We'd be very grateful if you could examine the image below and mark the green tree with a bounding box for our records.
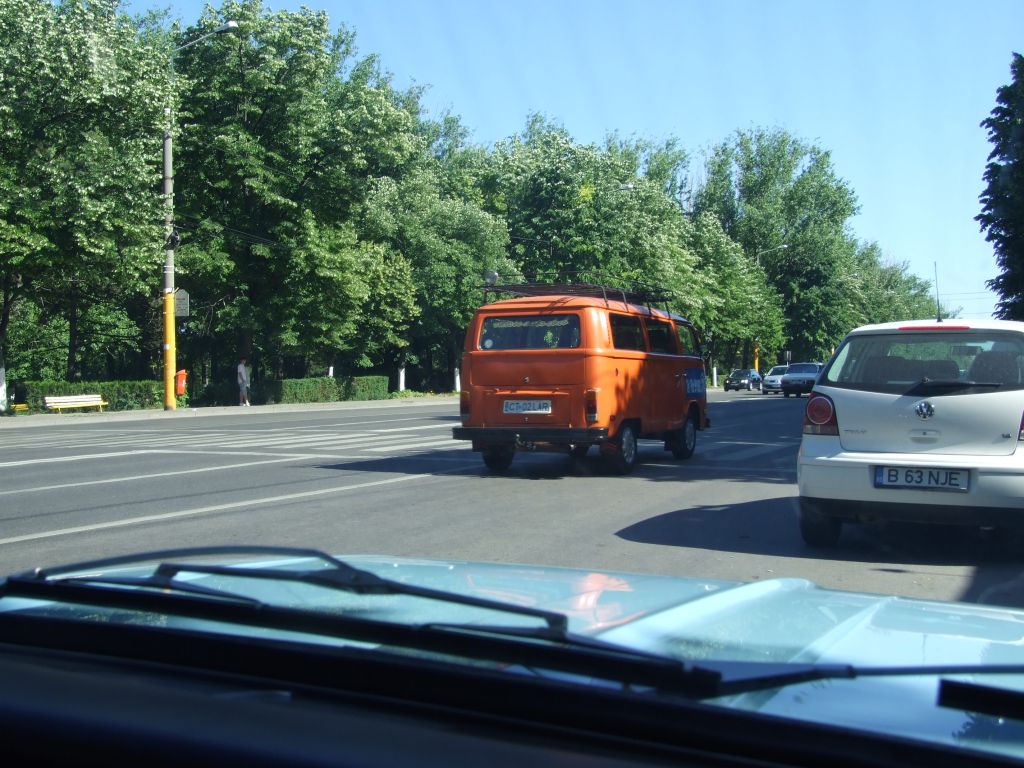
[0,0,171,404]
[174,0,421,380]
[978,52,1024,320]
[695,128,863,360]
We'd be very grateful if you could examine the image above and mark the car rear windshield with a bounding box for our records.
[787,363,819,374]
[821,330,1024,394]
[479,314,581,350]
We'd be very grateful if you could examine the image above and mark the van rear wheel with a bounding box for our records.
[669,415,697,460]
[604,424,638,474]
[482,446,514,472]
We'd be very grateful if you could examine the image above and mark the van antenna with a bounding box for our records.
[934,262,942,322]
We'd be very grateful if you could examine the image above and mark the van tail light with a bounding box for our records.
[1019,412,1024,442]
[460,390,470,418]
[585,388,599,424]
[803,395,838,436]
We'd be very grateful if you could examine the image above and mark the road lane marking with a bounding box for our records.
[0,456,307,496]
[0,450,156,468]
[0,466,477,547]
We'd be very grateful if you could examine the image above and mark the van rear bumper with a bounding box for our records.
[452,427,609,446]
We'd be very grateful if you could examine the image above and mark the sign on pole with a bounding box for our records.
[174,288,190,317]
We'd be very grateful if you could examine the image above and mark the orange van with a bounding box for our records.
[452,282,710,473]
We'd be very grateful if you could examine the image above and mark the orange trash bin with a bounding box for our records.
[175,370,187,396]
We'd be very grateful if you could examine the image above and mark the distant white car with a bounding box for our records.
[761,365,788,394]
[780,362,822,397]
[797,318,1024,546]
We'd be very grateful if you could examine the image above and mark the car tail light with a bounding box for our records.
[460,390,470,418]
[585,388,599,423]
[803,394,838,436]
[1019,412,1024,442]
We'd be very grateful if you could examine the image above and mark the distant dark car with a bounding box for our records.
[780,362,823,397]
[724,368,762,391]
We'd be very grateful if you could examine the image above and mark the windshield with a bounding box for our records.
[479,314,581,350]
[2,0,1022,764]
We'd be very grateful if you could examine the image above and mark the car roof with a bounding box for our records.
[478,294,689,324]
[843,318,1024,335]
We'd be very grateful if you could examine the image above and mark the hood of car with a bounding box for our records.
[6,552,1024,760]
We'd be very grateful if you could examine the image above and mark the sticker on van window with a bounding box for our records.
[684,368,707,397]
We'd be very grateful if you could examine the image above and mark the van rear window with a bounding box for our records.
[479,315,581,350]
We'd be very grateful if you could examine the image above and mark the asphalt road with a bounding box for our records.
[1,391,1021,607]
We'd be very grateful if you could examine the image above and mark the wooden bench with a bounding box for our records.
[44,395,108,413]
[11,403,29,413]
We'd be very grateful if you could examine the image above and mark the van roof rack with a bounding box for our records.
[483,281,673,307]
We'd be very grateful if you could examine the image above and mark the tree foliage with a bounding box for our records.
[0,0,952,398]
[979,52,1024,320]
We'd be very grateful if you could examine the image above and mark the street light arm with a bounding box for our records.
[174,20,239,52]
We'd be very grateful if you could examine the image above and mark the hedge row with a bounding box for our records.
[11,380,163,411]
[9,375,391,412]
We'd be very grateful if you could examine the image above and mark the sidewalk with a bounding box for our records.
[0,395,460,429]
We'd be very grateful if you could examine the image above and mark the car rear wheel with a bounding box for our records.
[482,446,514,472]
[799,500,842,547]
[605,423,638,474]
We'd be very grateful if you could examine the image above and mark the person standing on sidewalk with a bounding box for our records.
[237,356,251,406]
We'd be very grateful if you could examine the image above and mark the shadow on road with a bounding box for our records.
[616,497,1024,609]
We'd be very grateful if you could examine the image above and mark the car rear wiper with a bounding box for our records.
[914,377,1002,388]
[0,546,723,697]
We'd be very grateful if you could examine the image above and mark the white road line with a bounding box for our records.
[369,423,457,433]
[0,468,475,547]
[0,456,307,496]
[366,438,468,452]
[0,450,156,468]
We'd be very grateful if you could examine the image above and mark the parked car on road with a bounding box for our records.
[797,318,1024,547]
[723,368,762,391]
[761,364,789,394]
[781,362,823,397]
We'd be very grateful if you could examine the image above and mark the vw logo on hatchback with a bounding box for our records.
[915,401,935,420]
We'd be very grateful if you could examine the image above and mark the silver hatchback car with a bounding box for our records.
[797,319,1024,546]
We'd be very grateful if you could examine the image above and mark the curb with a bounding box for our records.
[0,395,460,429]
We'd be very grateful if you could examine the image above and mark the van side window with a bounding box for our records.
[610,313,646,351]
[675,324,696,355]
[645,319,678,354]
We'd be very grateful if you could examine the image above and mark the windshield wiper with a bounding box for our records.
[4,545,569,631]
[702,660,1024,699]
[0,546,723,697]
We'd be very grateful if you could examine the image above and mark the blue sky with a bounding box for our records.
[139,0,1023,318]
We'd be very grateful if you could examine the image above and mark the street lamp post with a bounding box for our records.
[750,244,787,371]
[754,243,788,266]
[162,20,238,410]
